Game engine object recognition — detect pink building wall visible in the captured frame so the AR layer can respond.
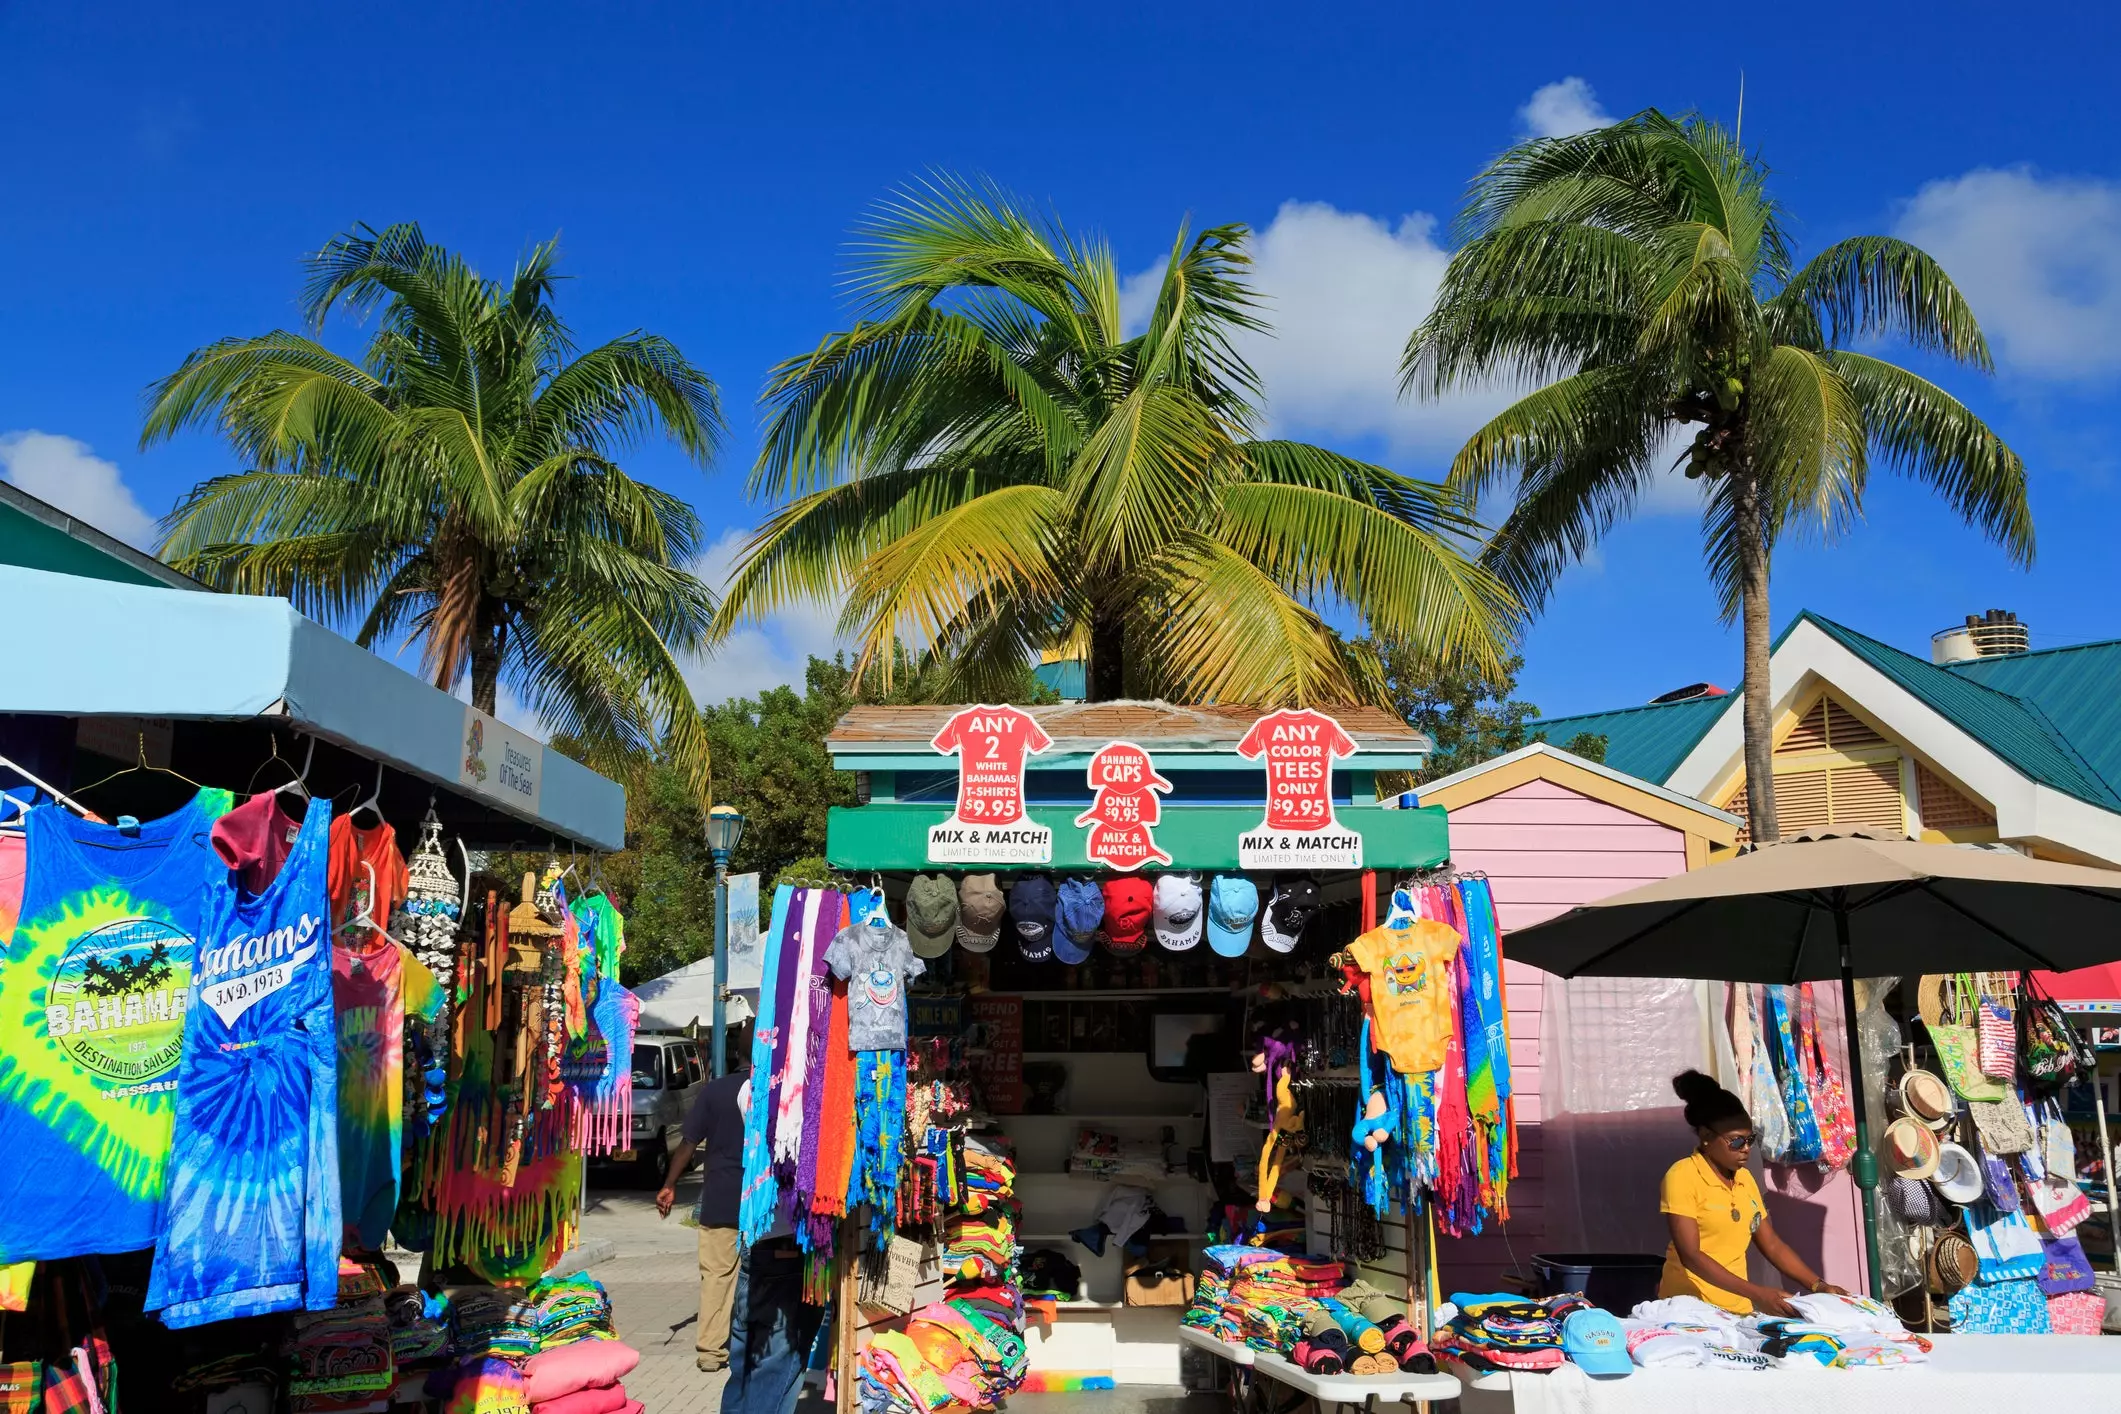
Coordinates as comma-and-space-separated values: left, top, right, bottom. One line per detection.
1437, 777, 1687, 1294
1436, 776, 1864, 1297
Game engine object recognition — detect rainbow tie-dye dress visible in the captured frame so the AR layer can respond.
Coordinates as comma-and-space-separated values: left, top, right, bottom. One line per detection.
147, 795, 341, 1327
0, 789, 231, 1262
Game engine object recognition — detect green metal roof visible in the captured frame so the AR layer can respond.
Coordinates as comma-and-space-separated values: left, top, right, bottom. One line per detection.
0, 485, 202, 591
1798, 613, 2121, 811
1943, 638, 2121, 801
1526, 693, 1730, 784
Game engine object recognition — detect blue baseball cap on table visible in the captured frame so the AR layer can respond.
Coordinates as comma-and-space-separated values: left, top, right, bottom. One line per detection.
1204, 875, 1258, 957
1054, 877, 1104, 965
1561, 1309, 1633, 1378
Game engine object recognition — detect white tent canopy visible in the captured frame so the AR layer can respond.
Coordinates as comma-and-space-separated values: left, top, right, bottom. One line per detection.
632, 955, 754, 1034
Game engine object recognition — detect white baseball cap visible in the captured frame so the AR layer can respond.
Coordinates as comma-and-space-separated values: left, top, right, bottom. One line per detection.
1152, 874, 1204, 951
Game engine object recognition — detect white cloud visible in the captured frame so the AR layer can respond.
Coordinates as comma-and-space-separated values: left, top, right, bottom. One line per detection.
1519, 77, 1611, 139
1894, 167, 2121, 379
683, 527, 846, 704
1232, 200, 1515, 458
0, 430, 159, 548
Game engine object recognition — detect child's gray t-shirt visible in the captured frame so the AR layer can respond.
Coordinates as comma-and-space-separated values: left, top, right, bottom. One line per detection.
823, 920, 926, 1051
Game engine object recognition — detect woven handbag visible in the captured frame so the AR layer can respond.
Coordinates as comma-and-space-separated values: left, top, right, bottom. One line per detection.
1969, 1094, 2035, 1156
1920, 975, 2008, 1102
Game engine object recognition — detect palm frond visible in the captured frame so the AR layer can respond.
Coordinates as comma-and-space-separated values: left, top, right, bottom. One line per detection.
1781, 236, 1993, 370
1139, 536, 1371, 706
1833, 351, 2032, 564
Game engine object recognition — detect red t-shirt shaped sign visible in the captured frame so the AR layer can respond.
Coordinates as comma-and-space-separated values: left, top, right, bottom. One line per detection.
1235, 708, 1363, 869
928, 705, 1055, 864
1075, 740, 1173, 871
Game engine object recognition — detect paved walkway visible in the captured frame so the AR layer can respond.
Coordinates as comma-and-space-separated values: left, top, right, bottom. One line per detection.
584, 1170, 732, 1414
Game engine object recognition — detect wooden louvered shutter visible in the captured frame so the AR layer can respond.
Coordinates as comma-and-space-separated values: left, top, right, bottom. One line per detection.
1776, 770, 1832, 836
1917, 764, 1995, 829
1828, 760, 1906, 835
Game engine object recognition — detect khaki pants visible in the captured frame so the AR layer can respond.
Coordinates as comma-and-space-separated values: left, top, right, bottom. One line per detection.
696, 1225, 741, 1371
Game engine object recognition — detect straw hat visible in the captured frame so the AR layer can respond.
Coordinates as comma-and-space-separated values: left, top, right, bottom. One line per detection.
1883, 1117, 1941, 1180
1926, 1229, 1978, 1293
1898, 1069, 1956, 1129
1933, 1142, 1984, 1205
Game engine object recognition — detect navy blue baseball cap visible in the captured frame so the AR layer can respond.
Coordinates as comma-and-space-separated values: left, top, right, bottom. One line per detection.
1054, 877, 1104, 965
1009, 875, 1059, 962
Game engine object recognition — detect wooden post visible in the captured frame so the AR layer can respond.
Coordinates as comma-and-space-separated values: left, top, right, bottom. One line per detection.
836, 1219, 859, 1414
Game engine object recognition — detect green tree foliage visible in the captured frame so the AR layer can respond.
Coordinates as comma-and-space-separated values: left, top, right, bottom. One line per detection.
1404, 113, 2028, 840
1366, 643, 1604, 790
594, 653, 1052, 983
146, 222, 725, 797
717, 178, 1518, 706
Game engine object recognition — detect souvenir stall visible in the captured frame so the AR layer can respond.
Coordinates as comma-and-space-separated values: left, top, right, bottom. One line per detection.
1447, 840, 2121, 1414
730, 701, 1575, 1414
0, 562, 648, 1413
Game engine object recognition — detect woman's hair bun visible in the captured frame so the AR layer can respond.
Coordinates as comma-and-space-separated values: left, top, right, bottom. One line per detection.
1671, 1069, 1749, 1131
1671, 1069, 1720, 1105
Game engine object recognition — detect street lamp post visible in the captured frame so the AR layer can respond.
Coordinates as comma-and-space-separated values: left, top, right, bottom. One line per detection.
706, 803, 747, 1078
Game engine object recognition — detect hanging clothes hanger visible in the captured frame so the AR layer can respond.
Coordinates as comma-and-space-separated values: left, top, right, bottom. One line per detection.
241, 734, 314, 800
75, 732, 208, 799
350, 762, 386, 826
344, 860, 402, 947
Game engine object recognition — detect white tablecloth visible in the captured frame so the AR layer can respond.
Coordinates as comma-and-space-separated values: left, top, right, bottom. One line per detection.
1468, 1335, 2121, 1414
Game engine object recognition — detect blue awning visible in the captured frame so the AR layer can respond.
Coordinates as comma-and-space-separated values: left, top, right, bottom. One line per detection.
0, 565, 625, 850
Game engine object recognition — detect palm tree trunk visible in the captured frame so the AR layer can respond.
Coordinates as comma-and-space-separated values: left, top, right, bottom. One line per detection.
1087, 613, 1126, 702
1734, 463, 1779, 843
471, 604, 505, 716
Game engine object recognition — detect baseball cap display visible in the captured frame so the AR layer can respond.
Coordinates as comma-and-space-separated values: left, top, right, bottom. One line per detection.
1258, 877, 1321, 953
1205, 875, 1259, 957
957, 873, 1005, 953
1101, 876, 1154, 955
905, 873, 960, 959
1009, 875, 1058, 962
1560, 1309, 1633, 1378
1054, 878, 1104, 965
1152, 874, 1204, 951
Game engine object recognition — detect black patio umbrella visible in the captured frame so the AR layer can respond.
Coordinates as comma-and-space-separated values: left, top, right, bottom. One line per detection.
1504, 830, 2121, 1298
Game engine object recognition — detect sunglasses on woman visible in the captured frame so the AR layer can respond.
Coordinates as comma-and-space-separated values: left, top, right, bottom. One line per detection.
1720, 1131, 1762, 1150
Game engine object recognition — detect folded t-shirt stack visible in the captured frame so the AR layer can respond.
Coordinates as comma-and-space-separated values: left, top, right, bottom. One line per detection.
528, 1273, 618, 1350
451, 1286, 543, 1364
1432, 1292, 1586, 1373
1066, 1128, 1167, 1183
288, 1261, 396, 1414
1622, 1293, 1929, 1371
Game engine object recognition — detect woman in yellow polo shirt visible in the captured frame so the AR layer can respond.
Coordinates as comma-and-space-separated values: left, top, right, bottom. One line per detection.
1659, 1071, 1843, 1317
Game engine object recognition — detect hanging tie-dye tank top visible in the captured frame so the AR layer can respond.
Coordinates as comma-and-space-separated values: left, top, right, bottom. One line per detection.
0, 789, 231, 1262
147, 795, 340, 1327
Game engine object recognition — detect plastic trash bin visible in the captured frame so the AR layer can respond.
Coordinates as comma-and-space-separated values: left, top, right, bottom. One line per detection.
1529, 1253, 1667, 1314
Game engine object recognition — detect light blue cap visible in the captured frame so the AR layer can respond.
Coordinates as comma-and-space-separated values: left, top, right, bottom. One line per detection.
1561, 1309, 1633, 1378
1204, 875, 1258, 957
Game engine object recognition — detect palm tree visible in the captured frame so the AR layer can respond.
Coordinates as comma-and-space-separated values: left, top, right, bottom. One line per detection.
715, 179, 1517, 706
145, 223, 725, 793
1404, 113, 2029, 841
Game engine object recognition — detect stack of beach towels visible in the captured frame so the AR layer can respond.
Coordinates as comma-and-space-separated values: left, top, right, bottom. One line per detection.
1620, 1293, 1929, 1371
858, 1141, 1030, 1414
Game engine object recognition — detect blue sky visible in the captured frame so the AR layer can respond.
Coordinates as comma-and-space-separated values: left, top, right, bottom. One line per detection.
5, 2, 2119, 722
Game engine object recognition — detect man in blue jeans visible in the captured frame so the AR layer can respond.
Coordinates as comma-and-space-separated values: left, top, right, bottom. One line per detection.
720, 1233, 825, 1414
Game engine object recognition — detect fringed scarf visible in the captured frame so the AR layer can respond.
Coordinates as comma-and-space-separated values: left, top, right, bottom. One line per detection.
1456, 879, 1511, 1222
570, 986, 637, 1157
1433, 947, 1479, 1235
762, 886, 810, 1158
739, 885, 796, 1245
430, 1151, 582, 1284
774, 889, 836, 1168
808, 982, 858, 1225
853, 1050, 905, 1232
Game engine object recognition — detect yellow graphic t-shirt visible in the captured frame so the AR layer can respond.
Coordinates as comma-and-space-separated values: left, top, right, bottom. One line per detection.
1348, 919, 1461, 1074
1658, 1152, 1765, 1313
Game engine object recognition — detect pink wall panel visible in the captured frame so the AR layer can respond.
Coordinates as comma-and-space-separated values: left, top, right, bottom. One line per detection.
1440, 775, 1693, 1292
